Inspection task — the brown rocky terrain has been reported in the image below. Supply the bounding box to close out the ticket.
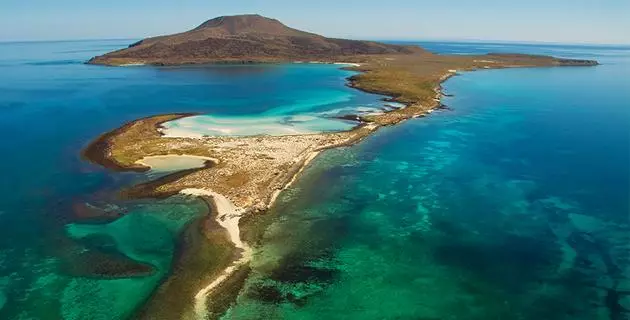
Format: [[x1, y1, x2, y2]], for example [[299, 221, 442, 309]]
[[88, 14, 422, 65]]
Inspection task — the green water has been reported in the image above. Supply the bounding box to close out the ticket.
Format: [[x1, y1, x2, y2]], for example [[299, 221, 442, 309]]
[[223, 43, 630, 319], [3, 197, 206, 319], [0, 40, 387, 319]]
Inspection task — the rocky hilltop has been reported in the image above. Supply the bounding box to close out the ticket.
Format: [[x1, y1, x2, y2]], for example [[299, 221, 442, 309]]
[[89, 14, 421, 65]]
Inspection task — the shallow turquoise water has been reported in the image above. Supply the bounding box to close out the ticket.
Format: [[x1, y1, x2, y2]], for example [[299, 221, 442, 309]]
[[160, 64, 400, 137], [162, 114, 353, 137], [225, 44, 630, 319], [0, 40, 386, 319]]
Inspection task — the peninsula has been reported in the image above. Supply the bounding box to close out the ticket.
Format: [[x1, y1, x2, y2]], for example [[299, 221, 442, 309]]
[[84, 14, 598, 319]]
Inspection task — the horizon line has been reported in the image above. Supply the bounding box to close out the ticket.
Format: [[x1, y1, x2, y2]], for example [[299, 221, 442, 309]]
[[0, 37, 629, 47]]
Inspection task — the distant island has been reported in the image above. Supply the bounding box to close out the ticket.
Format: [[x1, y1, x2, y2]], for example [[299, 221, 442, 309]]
[[89, 14, 597, 68], [84, 14, 598, 319], [88, 14, 420, 66]]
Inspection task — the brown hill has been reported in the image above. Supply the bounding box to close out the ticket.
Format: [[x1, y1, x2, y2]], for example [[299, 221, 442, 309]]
[[89, 14, 421, 65]]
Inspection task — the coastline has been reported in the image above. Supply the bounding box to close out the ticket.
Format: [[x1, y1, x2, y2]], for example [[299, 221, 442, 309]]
[[80, 67, 450, 318], [182, 122, 381, 319], [183, 127, 380, 318], [134, 148, 332, 319], [81, 113, 199, 172], [179, 188, 252, 319], [81, 55, 598, 319]]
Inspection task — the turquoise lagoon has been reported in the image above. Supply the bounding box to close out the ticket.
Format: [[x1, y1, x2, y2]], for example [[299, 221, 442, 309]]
[[0, 40, 628, 319]]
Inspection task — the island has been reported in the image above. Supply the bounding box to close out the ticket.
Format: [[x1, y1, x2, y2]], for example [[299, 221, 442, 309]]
[[84, 14, 598, 319]]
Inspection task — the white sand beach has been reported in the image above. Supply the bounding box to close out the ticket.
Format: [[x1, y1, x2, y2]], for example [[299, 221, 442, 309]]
[[180, 188, 252, 320]]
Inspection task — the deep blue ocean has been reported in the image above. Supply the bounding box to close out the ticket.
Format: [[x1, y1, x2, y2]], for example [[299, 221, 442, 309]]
[[0, 40, 628, 319]]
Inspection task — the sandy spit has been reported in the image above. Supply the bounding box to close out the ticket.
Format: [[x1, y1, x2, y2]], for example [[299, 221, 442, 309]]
[[180, 147, 324, 319], [179, 188, 252, 320]]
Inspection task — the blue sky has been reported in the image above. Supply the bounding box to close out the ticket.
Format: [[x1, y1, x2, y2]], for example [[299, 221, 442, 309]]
[[2, 0, 628, 44]]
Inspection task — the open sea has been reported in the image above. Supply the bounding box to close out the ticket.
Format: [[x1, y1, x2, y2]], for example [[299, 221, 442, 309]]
[[0, 40, 628, 319]]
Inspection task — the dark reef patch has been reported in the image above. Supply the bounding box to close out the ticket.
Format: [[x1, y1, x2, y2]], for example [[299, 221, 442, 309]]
[[247, 284, 285, 304], [432, 232, 559, 292], [269, 259, 337, 285], [59, 233, 156, 278], [134, 198, 236, 320], [71, 201, 125, 223]]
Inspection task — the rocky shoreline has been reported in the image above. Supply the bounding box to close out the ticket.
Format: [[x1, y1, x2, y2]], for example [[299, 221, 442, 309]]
[[81, 113, 198, 172]]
